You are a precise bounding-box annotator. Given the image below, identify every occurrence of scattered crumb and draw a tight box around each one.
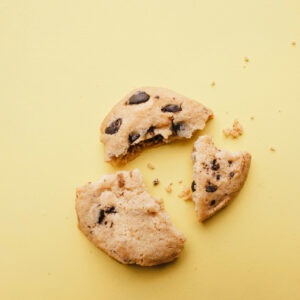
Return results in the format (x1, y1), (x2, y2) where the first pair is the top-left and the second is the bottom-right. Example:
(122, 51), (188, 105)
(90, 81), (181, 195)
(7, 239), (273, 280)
(211, 81), (215, 87)
(178, 186), (192, 201)
(47, 272), (52, 276)
(153, 178), (160, 186)
(244, 57), (249, 63)
(147, 162), (155, 170)
(242, 65), (247, 69)
(250, 116), (254, 120)
(269, 147), (276, 152)
(292, 41), (296, 46)
(165, 183), (173, 193)
(223, 119), (244, 138)
(178, 178), (183, 184)
(278, 109), (282, 112)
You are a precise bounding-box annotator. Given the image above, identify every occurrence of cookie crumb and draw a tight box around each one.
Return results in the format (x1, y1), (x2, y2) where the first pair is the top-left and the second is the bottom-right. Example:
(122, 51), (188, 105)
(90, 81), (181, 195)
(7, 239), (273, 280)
(250, 116), (254, 120)
(153, 178), (159, 186)
(292, 41), (296, 46)
(211, 81), (215, 87)
(147, 162), (155, 170)
(269, 147), (276, 152)
(165, 183), (173, 193)
(178, 178), (183, 184)
(244, 57), (249, 63)
(178, 186), (192, 201)
(223, 119), (244, 138)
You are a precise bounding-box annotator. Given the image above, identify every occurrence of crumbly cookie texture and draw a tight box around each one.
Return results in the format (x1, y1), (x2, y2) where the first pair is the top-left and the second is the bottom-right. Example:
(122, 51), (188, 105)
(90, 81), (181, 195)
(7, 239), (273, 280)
(191, 136), (251, 222)
(75, 169), (186, 266)
(100, 87), (213, 164)
(223, 119), (243, 138)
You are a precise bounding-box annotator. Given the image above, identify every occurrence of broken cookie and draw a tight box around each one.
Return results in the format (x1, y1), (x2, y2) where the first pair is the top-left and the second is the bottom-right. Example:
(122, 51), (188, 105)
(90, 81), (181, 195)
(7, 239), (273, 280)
(100, 87), (213, 164)
(191, 136), (251, 222)
(75, 169), (186, 266)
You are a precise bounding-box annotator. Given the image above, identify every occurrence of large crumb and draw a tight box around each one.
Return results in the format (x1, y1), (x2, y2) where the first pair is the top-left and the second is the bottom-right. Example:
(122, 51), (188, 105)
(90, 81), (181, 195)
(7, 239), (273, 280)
(165, 183), (173, 193)
(292, 41), (296, 46)
(244, 57), (249, 63)
(211, 81), (215, 87)
(147, 162), (155, 170)
(223, 119), (244, 138)
(153, 178), (160, 186)
(250, 116), (254, 120)
(178, 186), (192, 201)
(269, 147), (276, 152)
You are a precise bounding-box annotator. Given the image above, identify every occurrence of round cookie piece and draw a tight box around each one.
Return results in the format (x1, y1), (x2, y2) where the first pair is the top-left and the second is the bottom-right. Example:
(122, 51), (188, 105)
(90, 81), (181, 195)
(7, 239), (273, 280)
(100, 87), (213, 164)
(75, 169), (186, 266)
(191, 135), (251, 222)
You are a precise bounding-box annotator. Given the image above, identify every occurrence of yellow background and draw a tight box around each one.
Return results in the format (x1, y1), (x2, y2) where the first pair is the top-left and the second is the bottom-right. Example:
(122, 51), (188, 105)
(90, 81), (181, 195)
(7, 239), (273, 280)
(1, 0), (299, 299)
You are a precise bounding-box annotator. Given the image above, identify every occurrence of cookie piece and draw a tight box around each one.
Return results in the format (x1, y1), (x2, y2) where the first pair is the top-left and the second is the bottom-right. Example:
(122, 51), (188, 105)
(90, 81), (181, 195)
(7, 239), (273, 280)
(100, 87), (213, 164)
(191, 136), (251, 222)
(75, 169), (186, 266)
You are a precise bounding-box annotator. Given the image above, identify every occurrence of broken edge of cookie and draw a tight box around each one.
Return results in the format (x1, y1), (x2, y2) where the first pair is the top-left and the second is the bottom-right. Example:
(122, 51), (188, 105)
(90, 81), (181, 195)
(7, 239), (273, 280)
(75, 169), (186, 266)
(100, 87), (214, 165)
(191, 135), (251, 222)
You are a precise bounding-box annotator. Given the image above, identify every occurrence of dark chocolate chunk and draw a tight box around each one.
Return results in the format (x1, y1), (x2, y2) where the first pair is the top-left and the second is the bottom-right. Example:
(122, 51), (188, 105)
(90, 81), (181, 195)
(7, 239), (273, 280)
(171, 120), (185, 134)
(128, 91), (150, 104)
(98, 209), (105, 224)
(228, 160), (233, 165)
(230, 172), (235, 178)
(191, 181), (196, 192)
(162, 104), (182, 113)
(104, 221), (107, 225)
(210, 200), (216, 206)
(206, 184), (217, 193)
(147, 126), (155, 134)
(105, 118), (122, 135)
(129, 132), (140, 144)
(211, 159), (220, 171)
(216, 174), (221, 180)
(105, 206), (116, 214)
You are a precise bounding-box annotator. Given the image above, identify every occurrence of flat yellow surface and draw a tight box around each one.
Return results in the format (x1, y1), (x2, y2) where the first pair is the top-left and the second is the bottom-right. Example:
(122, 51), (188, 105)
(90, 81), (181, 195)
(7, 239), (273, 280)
(1, 1), (300, 299)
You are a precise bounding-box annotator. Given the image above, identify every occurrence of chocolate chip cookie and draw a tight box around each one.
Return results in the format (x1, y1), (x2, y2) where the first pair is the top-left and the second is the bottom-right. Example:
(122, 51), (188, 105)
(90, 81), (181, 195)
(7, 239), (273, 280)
(191, 136), (251, 222)
(75, 169), (186, 266)
(100, 87), (213, 164)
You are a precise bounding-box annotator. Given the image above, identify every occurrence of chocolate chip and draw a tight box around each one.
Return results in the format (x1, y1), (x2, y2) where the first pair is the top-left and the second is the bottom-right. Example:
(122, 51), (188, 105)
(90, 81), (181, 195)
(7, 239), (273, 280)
(230, 172), (235, 178)
(228, 160), (233, 165)
(210, 200), (216, 206)
(171, 120), (185, 134)
(211, 159), (220, 171)
(98, 209), (105, 224)
(162, 104), (182, 113)
(191, 181), (196, 192)
(206, 184), (217, 193)
(105, 206), (116, 214)
(216, 174), (221, 180)
(147, 126), (155, 134)
(105, 118), (122, 135)
(155, 95), (160, 99)
(104, 221), (107, 225)
(129, 132), (140, 144)
(128, 91), (150, 104)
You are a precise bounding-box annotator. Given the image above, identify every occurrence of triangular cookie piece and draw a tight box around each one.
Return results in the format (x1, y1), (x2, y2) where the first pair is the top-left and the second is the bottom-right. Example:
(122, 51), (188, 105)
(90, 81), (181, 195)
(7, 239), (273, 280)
(100, 87), (213, 165)
(76, 169), (186, 266)
(191, 136), (251, 222)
